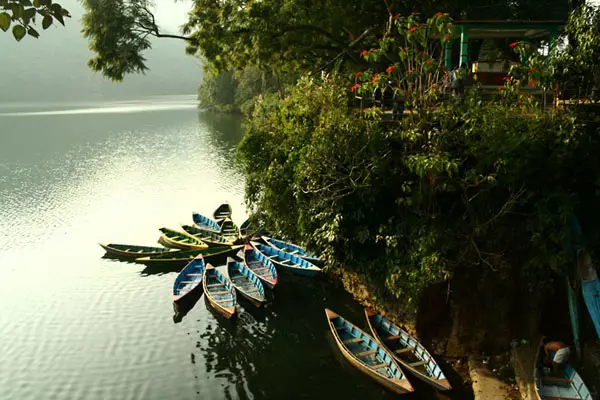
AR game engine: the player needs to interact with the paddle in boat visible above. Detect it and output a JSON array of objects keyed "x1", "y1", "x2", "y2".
[
  {"x1": 325, "y1": 308, "x2": 414, "y2": 395},
  {"x1": 218, "y1": 218, "x2": 241, "y2": 242},
  {"x1": 365, "y1": 309, "x2": 451, "y2": 391},
  {"x1": 203, "y1": 264, "x2": 237, "y2": 319},
  {"x1": 242, "y1": 244, "x2": 278, "y2": 289},
  {"x1": 226, "y1": 257, "x2": 265, "y2": 307},
  {"x1": 135, "y1": 245, "x2": 243, "y2": 266},
  {"x1": 173, "y1": 255, "x2": 205, "y2": 304},
  {"x1": 251, "y1": 241, "x2": 321, "y2": 277},
  {"x1": 262, "y1": 236, "x2": 323, "y2": 266},
  {"x1": 192, "y1": 212, "x2": 221, "y2": 232},
  {"x1": 181, "y1": 224, "x2": 234, "y2": 247},
  {"x1": 213, "y1": 203, "x2": 232, "y2": 221},
  {"x1": 158, "y1": 227, "x2": 208, "y2": 251},
  {"x1": 534, "y1": 336, "x2": 592, "y2": 400},
  {"x1": 99, "y1": 243, "x2": 178, "y2": 259}
]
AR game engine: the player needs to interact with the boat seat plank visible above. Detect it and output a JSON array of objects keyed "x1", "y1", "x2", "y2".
[
  {"x1": 370, "y1": 362, "x2": 389, "y2": 370},
  {"x1": 215, "y1": 298, "x2": 234, "y2": 303},
  {"x1": 409, "y1": 360, "x2": 427, "y2": 367},
  {"x1": 252, "y1": 267, "x2": 268, "y2": 271},
  {"x1": 343, "y1": 338, "x2": 364, "y2": 345},
  {"x1": 186, "y1": 274, "x2": 203, "y2": 276},
  {"x1": 288, "y1": 250, "x2": 300, "y2": 255},
  {"x1": 335, "y1": 326, "x2": 345, "y2": 330},
  {"x1": 179, "y1": 281, "x2": 197, "y2": 284},
  {"x1": 385, "y1": 335, "x2": 401, "y2": 342},
  {"x1": 356, "y1": 350, "x2": 377, "y2": 357},
  {"x1": 206, "y1": 283, "x2": 225, "y2": 288},
  {"x1": 541, "y1": 377, "x2": 572, "y2": 384},
  {"x1": 279, "y1": 259, "x2": 291, "y2": 265},
  {"x1": 395, "y1": 347, "x2": 412, "y2": 354},
  {"x1": 211, "y1": 290, "x2": 231, "y2": 295}
]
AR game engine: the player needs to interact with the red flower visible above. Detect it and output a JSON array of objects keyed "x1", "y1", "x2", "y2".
[
  {"x1": 425, "y1": 59, "x2": 433, "y2": 65},
  {"x1": 488, "y1": 101, "x2": 494, "y2": 105},
  {"x1": 350, "y1": 83, "x2": 361, "y2": 92},
  {"x1": 503, "y1": 76, "x2": 510, "y2": 81},
  {"x1": 444, "y1": 34, "x2": 453, "y2": 40},
  {"x1": 386, "y1": 65, "x2": 395, "y2": 73},
  {"x1": 434, "y1": 12, "x2": 444, "y2": 18},
  {"x1": 355, "y1": 71, "x2": 363, "y2": 78},
  {"x1": 528, "y1": 68, "x2": 537, "y2": 73},
  {"x1": 497, "y1": 87, "x2": 503, "y2": 91},
  {"x1": 405, "y1": 70, "x2": 413, "y2": 75},
  {"x1": 517, "y1": 100, "x2": 523, "y2": 105},
  {"x1": 509, "y1": 42, "x2": 519, "y2": 48},
  {"x1": 378, "y1": 37, "x2": 383, "y2": 42},
  {"x1": 393, "y1": 14, "x2": 400, "y2": 20},
  {"x1": 360, "y1": 50, "x2": 368, "y2": 57},
  {"x1": 408, "y1": 26, "x2": 417, "y2": 33},
  {"x1": 372, "y1": 73, "x2": 380, "y2": 83}
]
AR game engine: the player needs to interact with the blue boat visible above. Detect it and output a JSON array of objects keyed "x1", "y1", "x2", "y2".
[
  {"x1": 203, "y1": 264, "x2": 237, "y2": 319},
  {"x1": 173, "y1": 255, "x2": 205, "y2": 304},
  {"x1": 251, "y1": 241, "x2": 321, "y2": 277},
  {"x1": 534, "y1": 337, "x2": 592, "y2": 400},
  {"x1": 262, "y1": 236, "x2": 323, "y2": 266},
  {"x1": 226, "y1": 257, "x2": 265, "y2": 307},
  {"x1": 325, "y1": 308, "x2": 414, "y2": 395},
  {"x1": 365, "y1": 310, "x2": 451, "y2": 391},
  {"x1": 242, "y1": 244, "x2": 278, "y2": 289},
  {"x1": 192, "y1": 212, "x2": 221, "y2": 232}
]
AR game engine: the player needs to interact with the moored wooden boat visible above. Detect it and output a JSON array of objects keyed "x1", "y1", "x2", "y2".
[
  {"x1": 135, "y1": 245, "x2": 243, "y2": 266},
  {"x1": 213, "y1": 203, "x2": 232, "y2": 221},
  {"x1": 242, "y1": 244, "x2": 278, "y2": 289},
  {"x1": 325, "y1": 308, "x2": 414, "y2": 395},
  {"x1": 226, "y1": 257, "x2": 265, "y2": 307},
  {"x1": 203, "y1": 264, "x2": 237, "y2": 318},
  {"x1": 181, "y1": 224, "x2": 234, "y2": 247},
  {"x1": 251, "y1": 241, "x2": 321, "y2": 277},
  {"x1": 239, "y1": 218, "x2": 251, "y2": 236},
  {"x1": 158, "y1": 227, "x2": 208, "y2": 251},
  {"x1": 173, "y1": 255, "x2": 205, "y2": 303},
  {"x1": 192, "y1": 212, "x2": 221, "y2": 232},
  {"x1": 262, "y1": 236, "x2": 323, "y2": 266},
  {"x1": 99, "y1": 243, "x2": 178, "y2": 258},
  {"x1": 365, "y1": 309, "x2": 451, "y2": 391},
  {"x1": 534, "y1": 337, "x2": 591, "y2": 400},
  {"x1": 218, "y1": 218, "x2": 241, "y2": 242}
]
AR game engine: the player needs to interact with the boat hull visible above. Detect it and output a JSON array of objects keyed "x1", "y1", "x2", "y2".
[
  {"x1": 262, "y1": 236, "x2": 323, "y2": 266},
  {"x1": 99, "y1": 243, "x2": 177, "y2": 258},
  {"x1": 135, "y1": 245, "x2": 243, "y2": 266},
  {"x1": 365, "y1": 309, "x2": 451, "y2": 391},
  {"x1": 252, "y1": 242, "x2": 321, "y2": 277},
  {"x1": 325, "y1": 309, "x2": 413, "y2": 395},
  {"x1": 227, "y1": 258, "x2": 265, "y2": 308},
  {"x1": 203, "y1": 265, "x2": 237, "y2": 319},
  {"x1": 242, "y1": 245, "x2": 278, "y2": 289},
  {"x1": 173, "y1": 256, "x2": 205, "y2": 304}
]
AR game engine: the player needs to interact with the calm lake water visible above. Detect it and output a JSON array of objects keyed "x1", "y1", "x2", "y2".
[{"x1": 0, "y1": 96, "x2": 460, "y2": 399}]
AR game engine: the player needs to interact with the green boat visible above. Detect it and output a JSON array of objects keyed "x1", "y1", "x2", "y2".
[
  {"x1": 158, "y1": 227, "x2": 208, "y2": 250},
  {"x1": 99, "y1": 243, "x2": 178, "y2": 258},
  {"x1": 213, "y1": 203, "x2": 232, "y2": 221},
  {"x1": 180, "y1": 224, "x2": 234, "y2": 247},
  {"x1": 135, "y1": 245, "x2": 243, "y2": 266},
  {"x1": 218, "y1": 218, "x2": 241, "y2": 242}
]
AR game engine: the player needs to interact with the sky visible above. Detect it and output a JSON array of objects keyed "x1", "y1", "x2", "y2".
[{"x1": 0, "y1": 0, "x2": 202, "y2": 103}]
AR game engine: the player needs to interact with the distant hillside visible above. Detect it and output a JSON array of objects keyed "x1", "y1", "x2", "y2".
[{"x1": 0, "y1": 0, "x2": 202, "y2": 103}]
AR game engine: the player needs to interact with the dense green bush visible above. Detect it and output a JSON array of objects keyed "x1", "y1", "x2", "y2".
[{"x1": 238, "y1": 13, "x2": 600, "y2": 309}]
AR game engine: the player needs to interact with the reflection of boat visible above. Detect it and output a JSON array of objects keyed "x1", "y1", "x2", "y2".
[
  {"x1": 135, "y1": 245, "x2": 243, "y2": 266},
  {"x1": 181, "y1": 224, "x2": 234, "y2": 246},
  {"x1": 227, "y1": 257, "x2": 265, "y2": 307},
  {"x1": 192, "y1": 212, "x2": 221, "y2": 232},
  {"x1": 173, "y1": 255, "x2": 205, "y2": 304},
  {"x1": 158, "y1": 227, "x2": 208, "y2": 250},
  {"x1": 218, "y1": 218, "x2": 241, "y2": 242},
  {"x1": 365, "y1": 309, "x2": 451, "y2": 391},
  {"x1": 534, "y1": 336, "x2": 591, "y2": 400},
  {"x1": 242, "y1": 244, "x2": 278, "y2": 289},
  {"x1": 325, "y1": 308, "x2": 414, "y2": 395},
  {"x1": 99, "y1": 243, "x2": 178, "y2": 258},
  {"x1": 262, "y1": 236, "x2": 322, "y2": 266},
  {"x1": 213, "y1": 203, "x2": 232, "y2": 221},
  {"x1": 251, "y1": 241, "x2": 321, "y2": 277},
  {"x1": 203, "y1": 264, "x2": 237, "y2": 319}
]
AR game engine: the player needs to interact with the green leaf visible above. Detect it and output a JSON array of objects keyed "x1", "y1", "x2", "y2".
[
  {"x1": 22, "y1": 7, "x2": 35, "y2": 23},
  {"x1": 11, "y1": 4, "x2": 24, "y2": 19},
  {"x1": 50, "y1": 3, "x2": 61, "y2": 14},
  {"x1": 27, "y1": 26, "x2": 39, "y2": 37},
  {"x1": 0, "y1": 12, "x2": 10, "y2": 32},
  {"x1": 54, "y1": 12, "x2": 63, "y2": 25},
  {"x1": 38, "y1": 0, "x2": 50, "y2": 6},
  {"x1": 33, "y1": 0, "x2": 40, "y2": 7},
  {"x1": 42, "y1": 14, "x2": 51, "y2": 29},
  {"x1": 12, "y1": 24, "x2": 26, "y2": 41},
  {"x1": 19, "y1": 0, "x2": 32, "y2": 6}
]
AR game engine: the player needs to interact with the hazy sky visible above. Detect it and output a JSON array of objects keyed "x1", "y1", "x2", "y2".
[{"x1": 0, "y1": 0, "x2": 202, "y2": 103}]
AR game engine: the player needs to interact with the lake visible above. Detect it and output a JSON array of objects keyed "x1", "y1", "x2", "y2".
[{"x1": 0, "y1": 96, "x2": 456, "y2": 399}]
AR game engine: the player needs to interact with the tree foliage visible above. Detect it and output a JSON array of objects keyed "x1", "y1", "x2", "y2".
[
  {"x1": 0, "y1": 0, "x2": 70, "y2": 41},
  {"x1": 238, "y1": 14, "x2": 600, "y2": 308}
]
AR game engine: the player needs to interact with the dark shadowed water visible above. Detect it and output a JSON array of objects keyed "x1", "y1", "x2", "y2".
[{"x1": 0, "y1": 96, "x2": 463, "y2": 399}]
